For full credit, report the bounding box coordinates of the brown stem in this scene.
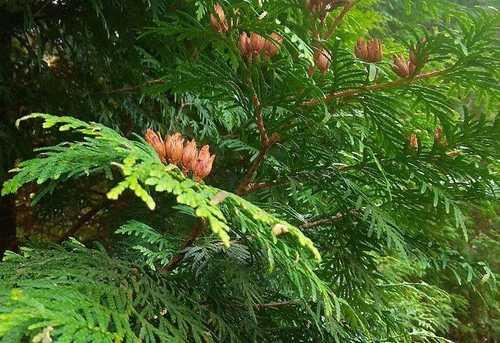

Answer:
[235,87,280,195]
[103,78,165,95]
[160,221,204,273]
[56,200,111,243]
[300,213,345,230]
[252,93,269,146]
[245,181,286,194]
[324,0,357,40]
[300,209,360,230]
[302,69,448,106]
[235,133,280,195]
[255,300,300,309]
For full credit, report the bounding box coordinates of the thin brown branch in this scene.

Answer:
[235,133,280,195]
[160,221,205,273]
[300,209,360,230]
[245,181,286,194]
[252,93,269,146]
[235,89,281,195]
[324,0,357,40]
[56,200,111,243]
[302,69,448,107]
[103,78,165,95]
[255,300,300,309]
[300,213,345,230]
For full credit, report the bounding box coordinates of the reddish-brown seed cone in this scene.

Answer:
[355,38,383,63]
[392,54,415,78]
[193,145,216,181]
[250,32,266,55]
[165,133,184,165]
[314,48,331,74]
[210,3,229,33]
[145,129,167,163]
[409,133,419,151]
[239,32,251,57]
[182,139,198,173]
[354,38,368,61]
[367,39,383,62]
[264,32,283,58]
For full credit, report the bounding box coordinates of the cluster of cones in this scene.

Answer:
[239,32,284,60]
[145,129,215,182]
[354,37,428,79]
[209,3,428,79]
[209,4,284,61]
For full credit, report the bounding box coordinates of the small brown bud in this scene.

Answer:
[210,4,229,33]
[181,139,198,173]
[409,45,428,69]
[145,129,166,163]
[165,133,184,165]
[314,48,331,74]
[409,133,419,151]
[306,0,323,14]
[193,145,216,181]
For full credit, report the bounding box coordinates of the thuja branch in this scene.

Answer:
[302,69,449,106]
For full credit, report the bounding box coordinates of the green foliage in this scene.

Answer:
[0,0,499,342]
[0,241,209,342]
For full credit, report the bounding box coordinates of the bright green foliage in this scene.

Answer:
[0,241,209,342]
